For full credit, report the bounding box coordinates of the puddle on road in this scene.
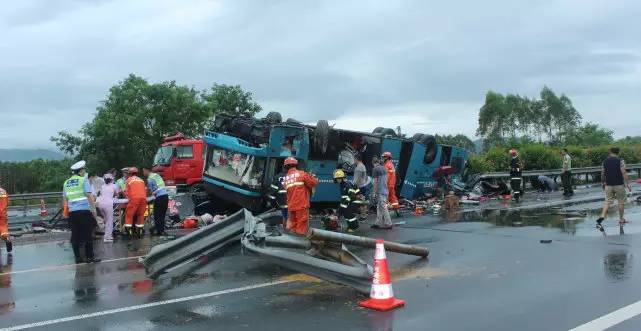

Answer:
[453,200,641,236]
[604,249,634,283]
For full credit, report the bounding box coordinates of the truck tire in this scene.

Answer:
[418,134,437,163]
[376,128,396,137]
[286,118,302,125]
[315,120,330,154]
[264,111,282,124]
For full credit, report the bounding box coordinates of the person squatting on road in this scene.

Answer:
[62,160,100,263]
[282,157,318,235]
[537,175,557,193]
[509,149,523,202]
[561,148,574,196]
[0,184,13,254]
[382,151,400,210]
[124,167,147,238]
[96,173,118,243]
[596,147,632,231]
[143,167,169,236]
[371,156,392,229]
[333,169,364,233]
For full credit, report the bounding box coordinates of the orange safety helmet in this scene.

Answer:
[183,218,198,229]
[284,157,298,167]
[128,167,139,174]
[509,149,518,156]
[382,151,392,159]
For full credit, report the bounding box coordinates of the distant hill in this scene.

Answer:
[0,149,65,162]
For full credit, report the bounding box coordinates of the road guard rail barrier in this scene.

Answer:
[479,163,641,181]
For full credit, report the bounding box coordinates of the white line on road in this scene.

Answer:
[0,256,144,276]
[1,279,293,331]
[569,299,641,331]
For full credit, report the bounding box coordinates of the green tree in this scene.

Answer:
[560,123,614,146]
[51,75,261,173]
[617,136,641,145]
[202,84,262,119]
[477,91,508,149]
[538,86,581,142]
[435,134,476,152]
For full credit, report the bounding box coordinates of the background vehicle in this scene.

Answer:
[200,113,469,214]
[152,133,205,190]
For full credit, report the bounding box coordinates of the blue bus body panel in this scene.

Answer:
[203,128,469,206]
[306,159,340,202]
[203,132,268,157]
[202,176,262,197]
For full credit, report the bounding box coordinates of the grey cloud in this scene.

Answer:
[0,0,640,149]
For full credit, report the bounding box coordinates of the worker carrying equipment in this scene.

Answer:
[382,152,400,209]
[125,168,148,237]
[509,149,523,202]
[333,169,364,232]
[283,157,318,235]
[0,185,13,253]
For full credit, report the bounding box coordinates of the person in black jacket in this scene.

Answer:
[267,171,288,222]
[333,169,363,233]
[596,147,632,231]
[509,149,523,202]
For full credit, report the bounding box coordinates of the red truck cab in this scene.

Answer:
[152,133,205,187]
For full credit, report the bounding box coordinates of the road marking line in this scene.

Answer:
[1,280,292,331]
[569,299,641,331]
[0,256,144,276]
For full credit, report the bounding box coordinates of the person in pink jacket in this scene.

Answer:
[97,174,119,242]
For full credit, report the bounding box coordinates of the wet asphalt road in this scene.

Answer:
[2,188,641,330]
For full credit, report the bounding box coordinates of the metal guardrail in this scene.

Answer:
[8,192,62,201]
[480,163,641,180]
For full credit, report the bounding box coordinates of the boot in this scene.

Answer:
[72,243,84,263]
[85,241,101,263]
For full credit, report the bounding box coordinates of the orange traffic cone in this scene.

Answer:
[39,199,48,217]
[360,239,405,311]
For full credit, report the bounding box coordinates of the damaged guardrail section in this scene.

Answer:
[141,209,246,278]
[142,208,430,294]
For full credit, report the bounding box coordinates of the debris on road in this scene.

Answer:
[141,208,429,294]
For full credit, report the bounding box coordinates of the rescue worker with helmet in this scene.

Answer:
[62,161,100,263]
[143,166,169,236]
[267,170,288,222]
[333,169,363,233]
[509,149,523,202]
[382,151,400,209]
[282,157,318,235]
[124,167,147,237]
[0,182,13,254]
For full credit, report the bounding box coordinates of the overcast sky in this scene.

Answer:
[1,0,639,149]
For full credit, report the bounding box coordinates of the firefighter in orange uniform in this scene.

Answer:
[282,157,318,235]
[382,151,400,209]
[0,185,12,253]
[124,167,147,238]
